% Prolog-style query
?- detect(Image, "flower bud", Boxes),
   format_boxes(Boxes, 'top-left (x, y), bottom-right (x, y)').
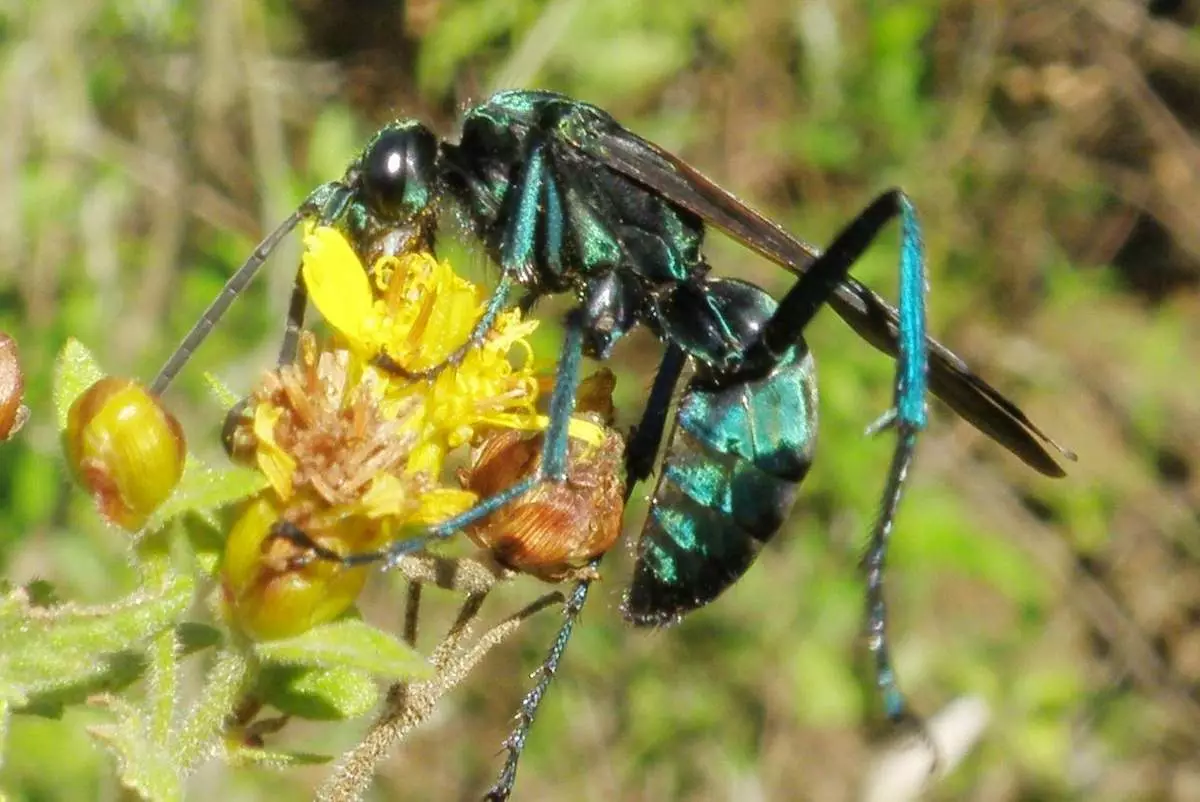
top-left (0, 333), bottom-right (28, 440)
top-left (220, 396), bottom-right (257, 465)
top-left (459, 417), bottom-right (625, 581)
top-left (221, 495), bottom-right (374, 640)
top-left (64, 378), bottom-right (186, 531)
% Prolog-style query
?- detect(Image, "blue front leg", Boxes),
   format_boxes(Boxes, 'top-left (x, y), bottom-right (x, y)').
top-left (373, 137), bottom-right (554, 381)
top-left (483, 343), bottom-right (689, 801)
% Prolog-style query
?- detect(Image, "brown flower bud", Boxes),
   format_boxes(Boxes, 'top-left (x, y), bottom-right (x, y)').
top-left (459, 418), bottom-right (625, 582)
top-left (0, 333), bottom-right (28, 440)
top-left (220, 396), bottom-right (257, 465)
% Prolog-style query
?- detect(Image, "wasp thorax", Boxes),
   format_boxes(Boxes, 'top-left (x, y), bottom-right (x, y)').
top-left (360, 121), bottom-right (438, 221)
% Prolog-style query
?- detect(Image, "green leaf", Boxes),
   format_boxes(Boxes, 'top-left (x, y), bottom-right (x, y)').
top-left (175, 649), bottom-right (250, 772)
top-left (176, 622), bottom-right (223, 655)
top-left (227, 745), bottom-right (331, 769)
top-left (257, 664), bottom-right (380, 720)
top-left (17, 651), bottom-right (146, 716)
top-left (143, 458), bottom-right (266, 533)
top-left (88, 695), bottom-right (182, 802)
top-left (0, 575), bottom-right (193, 702)
top-left (254, 619), bottom-right (433, 680)
top-left (202, 371), bottom-right (241, 409)
top-left (53, 338), bottom-right (106, 431)
top-left (145, 629), bottom-right (178, 744)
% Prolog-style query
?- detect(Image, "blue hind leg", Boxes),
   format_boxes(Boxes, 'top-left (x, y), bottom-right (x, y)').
top-left (372, 310), bottom-right (581, 563)
top-left (746, 189), bottom-right (928, 724)
top-left (483, 344), bottom-right (689, 802)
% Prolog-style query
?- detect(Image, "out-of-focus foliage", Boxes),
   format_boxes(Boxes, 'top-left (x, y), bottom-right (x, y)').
top-left (1, 0), bottom-right (1198, 799)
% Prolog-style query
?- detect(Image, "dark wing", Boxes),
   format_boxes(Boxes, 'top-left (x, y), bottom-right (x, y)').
top-left (567, 123), bottom-right (1075, 477)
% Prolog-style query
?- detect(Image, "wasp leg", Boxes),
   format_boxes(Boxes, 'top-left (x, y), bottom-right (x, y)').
top-left (742, 189), bottom-right (929, 727)
top-left (275, 269), bottom-right (308, 367)
top-left (373, 132), bottom-right (556, 383)
top-left (370, 274), bottom-right (516, 379)
top-left (483, 344), bottom-right (687, 802)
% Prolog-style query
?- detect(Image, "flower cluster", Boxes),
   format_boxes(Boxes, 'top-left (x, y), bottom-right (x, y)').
top-left (220, 226), bottom-right (623, 639)
top-left (60, 220), bottom-right (626, 641)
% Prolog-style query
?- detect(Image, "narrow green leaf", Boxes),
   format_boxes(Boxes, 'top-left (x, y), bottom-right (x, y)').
top-left (53, 338), bottom-right (106, 431)
top-left (146, 629), bottom-right (179, 744)
top-left (202, 371), bottom-right (241, 408)
top-left (255, 619), bottom-right (433, 680)
top-left (257, 664), bottom-right (380, 720)
top-left (174, 649), bottom-right (250, 773)
top-left (88, 695), bottom-right (182, 802)
top-left (16, 651), bottom-right (145, 715)
top-left (227, 746), bottom-right (332, 769)
top-left (176, 622), bottom-right (223, 655)
top-left (185, 524), bottom-right (227, 577)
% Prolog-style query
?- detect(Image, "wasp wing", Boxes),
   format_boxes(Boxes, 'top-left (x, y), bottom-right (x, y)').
top-left (570, 124), bottom-right (1074, 477)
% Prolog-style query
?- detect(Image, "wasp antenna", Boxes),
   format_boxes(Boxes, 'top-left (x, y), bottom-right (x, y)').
top-left (150, 208), bottom-right (306, 395)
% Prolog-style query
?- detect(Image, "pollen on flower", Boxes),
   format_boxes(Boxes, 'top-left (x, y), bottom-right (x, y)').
top-left (300, 225), bottom-right (551, 449)
top-left (228, 333), bottom-right (425, 512)
top-left (222, 225), bottom-right (629, 637)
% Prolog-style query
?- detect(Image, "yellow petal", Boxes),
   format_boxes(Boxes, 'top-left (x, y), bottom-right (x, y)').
top-left (301, 225), bottom-right (375, 350)
top-left (405, 440), bottom-right (445, 478)
top-left (479, 411), bottom-right (544, 434)
top-left (409, 487), bottom-right (479, 526)
top-left (253, 404), bottom-right (296, 499)
top-left (358, 474), bottom-right (418, 519)
top-left (524, 414), bottom-right (607, 447)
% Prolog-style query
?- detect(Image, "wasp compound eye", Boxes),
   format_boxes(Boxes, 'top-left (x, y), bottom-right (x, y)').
top-left (360, 122), bottom-right (438, 220)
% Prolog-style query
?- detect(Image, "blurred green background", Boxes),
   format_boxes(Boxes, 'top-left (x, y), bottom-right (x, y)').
top-left (2, 0), bottom-right (1199, 799)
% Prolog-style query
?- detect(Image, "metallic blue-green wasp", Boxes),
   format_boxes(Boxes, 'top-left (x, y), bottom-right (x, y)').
top-left (153, 90), bottom-right (1073, 799)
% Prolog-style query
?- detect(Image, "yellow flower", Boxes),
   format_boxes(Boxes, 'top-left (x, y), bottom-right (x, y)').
top-left (300, 224), bottom-right (602, 455)
top-left (238, 222), bottom-right (604, 528)
top-left (301, 225), bottom-right (482, 371)
top-left (223, 224), bottom-right (619, 638)
top-left (220, 222), bottom-right (628, 633)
